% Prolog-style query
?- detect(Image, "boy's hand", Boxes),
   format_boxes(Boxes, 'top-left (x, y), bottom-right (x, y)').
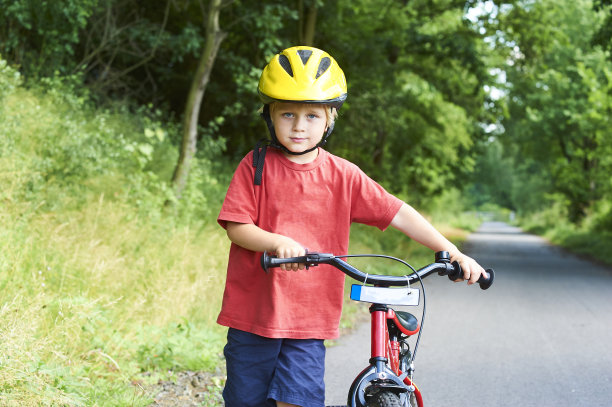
top-left (225, 222), bottom-right (307, 271)
top-left (273, 236), bottom-right (307, 272)
top-left (450, 250), bottom-right (487, 285)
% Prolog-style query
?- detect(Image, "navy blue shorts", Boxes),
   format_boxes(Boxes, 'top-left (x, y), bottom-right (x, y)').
top-left (223, 328), bottom-right (326, 407)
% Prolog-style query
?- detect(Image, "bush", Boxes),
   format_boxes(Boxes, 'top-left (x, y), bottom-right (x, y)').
top-left (0, 57), bottom-right (22, 100)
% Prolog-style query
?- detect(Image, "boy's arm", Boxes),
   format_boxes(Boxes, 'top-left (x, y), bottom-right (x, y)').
top-left (390, 203), bottom-right (486, 285)
top-left (225, 221), bottom-right (307, 272)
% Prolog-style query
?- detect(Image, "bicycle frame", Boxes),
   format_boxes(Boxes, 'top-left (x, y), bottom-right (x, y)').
top-left (347, 303), bottom-right (423, 407)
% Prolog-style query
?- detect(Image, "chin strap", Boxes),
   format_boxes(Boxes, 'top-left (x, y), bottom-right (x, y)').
top-left (253, 104), bottom-right (334, 185)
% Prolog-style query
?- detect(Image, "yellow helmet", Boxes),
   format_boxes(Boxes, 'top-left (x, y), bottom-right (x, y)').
top-left (258, 46), bottom-right (347, 108)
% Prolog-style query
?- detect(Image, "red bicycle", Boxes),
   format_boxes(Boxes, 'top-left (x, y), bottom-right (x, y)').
top-left (261, 251), bottom-right (494, 407)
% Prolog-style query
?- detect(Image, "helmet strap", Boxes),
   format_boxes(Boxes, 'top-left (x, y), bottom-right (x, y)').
top-left (253, 104), bottom-right (335, 185)
top-left (260, 104), bottom-right (333, 155)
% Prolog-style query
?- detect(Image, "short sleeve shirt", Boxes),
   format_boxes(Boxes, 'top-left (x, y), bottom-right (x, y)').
top-left (217, 148), bottom-right (403, 339)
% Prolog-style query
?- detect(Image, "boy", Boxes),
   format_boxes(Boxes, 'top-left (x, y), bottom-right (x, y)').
top-left (217, 46), bottom-right (487, 407)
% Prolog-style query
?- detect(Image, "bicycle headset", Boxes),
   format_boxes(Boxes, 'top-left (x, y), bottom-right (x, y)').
top-left (253, 46), bottom-right (348, 185)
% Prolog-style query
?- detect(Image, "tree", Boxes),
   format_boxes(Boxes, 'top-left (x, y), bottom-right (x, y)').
top-left (314, 0), bottom-right (490, 202)
top-left (171, 0), bottom-right (227, 199)
top-left (298, 0), bottom-right (318, 45)
top-left (495, 0), bottom-right (612, 220)
top-left (0, 0), bottom-right (100, 77)
top-left (592, 0), bottom-right (612, 59)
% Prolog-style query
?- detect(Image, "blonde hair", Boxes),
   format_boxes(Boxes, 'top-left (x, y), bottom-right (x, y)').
top-left (266, 102), bottom-right (338, 129)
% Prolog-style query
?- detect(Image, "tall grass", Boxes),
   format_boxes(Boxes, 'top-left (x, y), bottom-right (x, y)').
top-left (0, 64), bottom-right (230, 405)
top-left (1, 192), bottom-right (231, 405)
top-left (519, 200), bottom-right (612, 266)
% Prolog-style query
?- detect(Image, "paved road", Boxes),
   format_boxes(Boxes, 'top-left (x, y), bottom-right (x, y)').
top-left (324, 221), bottom-right (612, 406)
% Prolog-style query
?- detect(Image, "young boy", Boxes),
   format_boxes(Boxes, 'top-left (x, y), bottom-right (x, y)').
top-left (217, 46), bottom-right (487, 407)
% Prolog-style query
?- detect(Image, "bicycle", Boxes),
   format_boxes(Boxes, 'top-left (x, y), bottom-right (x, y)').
top-left (261, 250), bottom-right (494, 407)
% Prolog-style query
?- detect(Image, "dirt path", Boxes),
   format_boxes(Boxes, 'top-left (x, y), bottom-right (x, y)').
top-left (145, 369), bottom-right (224, 406)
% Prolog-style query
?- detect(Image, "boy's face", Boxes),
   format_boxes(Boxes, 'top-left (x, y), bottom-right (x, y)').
top-left (271, 102), bottom-right (327, 156)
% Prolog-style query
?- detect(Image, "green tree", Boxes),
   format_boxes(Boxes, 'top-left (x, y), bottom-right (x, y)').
top-left (314, 0), bottom-right (491, 202)
top-left (171, 0), bottom-right (227, 199)
top-left (496, 0), bottom-right (612, 220)
top-left (1, 0), bottom-right (500, 207)
top-left (0, 0), bottom-right (100, 76)
top-left (592, 0), bottom-right (612, 59)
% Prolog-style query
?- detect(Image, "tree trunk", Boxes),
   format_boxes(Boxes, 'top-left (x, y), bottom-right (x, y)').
top-left (373, 128), bottom-right (386, 173)
top-left (298, 0), bottom-right (317, 46)
top-left (170, 0), bottom-right (227, 199)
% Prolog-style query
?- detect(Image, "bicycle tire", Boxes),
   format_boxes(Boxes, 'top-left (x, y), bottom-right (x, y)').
top-left (366, 391), bottom-right (402, 407)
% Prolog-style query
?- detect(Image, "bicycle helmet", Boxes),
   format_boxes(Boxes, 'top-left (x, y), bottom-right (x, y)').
top-left (258, 46), bottom-right (347, 109)
top-left (253, 46), bottom-right (347, 185)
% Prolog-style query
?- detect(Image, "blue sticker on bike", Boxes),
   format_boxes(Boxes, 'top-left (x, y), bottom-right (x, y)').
top-left (350, 284), bottom-right (420, 306)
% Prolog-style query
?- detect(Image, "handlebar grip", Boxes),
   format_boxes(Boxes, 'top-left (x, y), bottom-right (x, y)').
top-left (447, 262), bottom-right (495, 290)
top-left (260, 252), bottom-right (309, 272)
top-left (478, 269), bottom-right (495, 290)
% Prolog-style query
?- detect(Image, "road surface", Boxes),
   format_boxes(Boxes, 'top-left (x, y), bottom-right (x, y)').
top-left (324, 221), bottom-right (612, 406)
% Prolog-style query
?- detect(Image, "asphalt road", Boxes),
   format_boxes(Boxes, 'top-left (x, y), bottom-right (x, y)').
top-left (324, 221), bottom-right (612, 406)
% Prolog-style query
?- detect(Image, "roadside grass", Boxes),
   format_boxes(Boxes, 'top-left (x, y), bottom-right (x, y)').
top-left (0, 190), bottom-right (230, 406)
top-left (519, 201), bottom-right (612, 266)
top-left (0, 74), bottom-right (230, 405)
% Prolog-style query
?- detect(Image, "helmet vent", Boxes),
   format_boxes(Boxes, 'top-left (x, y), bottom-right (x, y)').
top-left (278, 54), bottom-right (294, 77)
top-left (315, 57), bottom-right (331, 79)
top-left (297, 49), bottom-right (313, 65)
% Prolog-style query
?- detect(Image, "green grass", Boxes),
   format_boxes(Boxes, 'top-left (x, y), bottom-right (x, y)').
top-left (0, 69), bottom-right (230, 405)
top-left (519, 201), bottom-right (612, 266)
top-left (0, 191), bottom-right (231, 405)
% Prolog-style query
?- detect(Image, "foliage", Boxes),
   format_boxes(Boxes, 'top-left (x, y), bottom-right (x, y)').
top-left (1, 0), bottom-right (494, 204)
top-left (0, 0), bottom-right (100, 77)
top-left (520, 202), bottom-right (612, 266)
top-left (316, 0), bottom-right (490, 202)
top-left (0, 61), bottom-right (479, 404)
top-left (0, 58), bottom-right (22, 100)
top-left (482, 0), bottom-right (612, 222)
top-left (592, 0), bottom-right (612, 59)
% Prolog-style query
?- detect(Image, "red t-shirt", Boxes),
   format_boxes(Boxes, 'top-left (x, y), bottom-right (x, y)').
top-left (217, 148), bottom-right (403, 339)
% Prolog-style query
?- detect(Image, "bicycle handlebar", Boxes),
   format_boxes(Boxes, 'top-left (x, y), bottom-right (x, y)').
top-left (260, 251), bottom-right (494, 290)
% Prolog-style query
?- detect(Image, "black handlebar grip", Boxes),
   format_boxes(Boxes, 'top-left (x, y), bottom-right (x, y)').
top-left (477, 268), bottom-right (495, 290)
top-left (447, 261), bottom-right (495, 290)
top-left (261, 252), bottom-right (310, 273)
top-left (261, 251), bottom-right (272, 272)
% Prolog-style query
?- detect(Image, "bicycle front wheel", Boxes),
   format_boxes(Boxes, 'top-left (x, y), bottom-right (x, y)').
top-left (366, 391), bottom-right (402, 407)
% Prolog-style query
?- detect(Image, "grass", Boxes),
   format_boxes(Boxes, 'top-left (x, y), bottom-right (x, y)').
top-left (0, 190), bottom-right (231, 405)
top-left (0, 72), bottom-right (230, 405)
top-left (520, 206), bottom-right (612, 266)
top-left (0, 179), bottom-right (475, 406)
